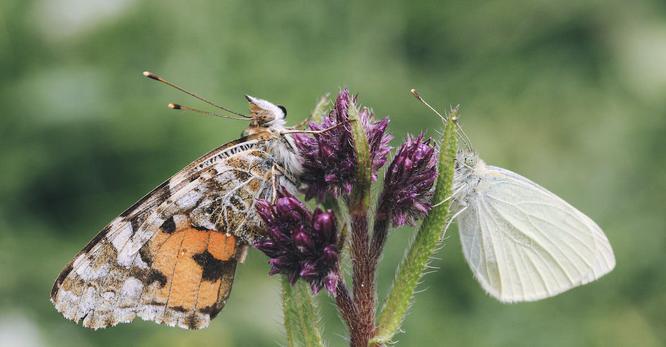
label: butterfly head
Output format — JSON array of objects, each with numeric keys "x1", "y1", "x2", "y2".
[
  {"x1": 245, "y1": 95, "x2": 287, "y2": 129},
  {"x1": 452, "y1": 149, "x2": 484, "y2": 204}
]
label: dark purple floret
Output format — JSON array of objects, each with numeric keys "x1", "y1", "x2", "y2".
[
  {"x1": 294, "y1": 89, "x2": 392, "y2": 202},
  {"x1": 253, "y1": 191, "x2": 340, "y2": 295},
  {"x1": 360, "y1": 107, "x2": 392, "y2": 181},
  {"x1": 381, "y1": 133, "x2": 437, "y2": 227}
]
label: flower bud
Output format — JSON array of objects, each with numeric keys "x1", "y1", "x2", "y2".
[
  {"x1": 381, "y1": 133, "x2": 437, "y2": 227},
  {"x1": 253, "y1": 190, "x2": 341, "y2": 295}
]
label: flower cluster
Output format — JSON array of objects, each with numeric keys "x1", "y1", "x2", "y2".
[
  {"x1": 253, "y1": 191, "x2": 340, "y2": 294},
  {"x1": 295, "y1": 89, "x2": 392, "y2": 202},
  {"x1": 381, "y1": 133, "x2": 437, "y2": 226}
]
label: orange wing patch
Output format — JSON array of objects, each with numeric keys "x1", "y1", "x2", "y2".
[
  {"x1": 138, "y1": 215, "x2": 239, "y2": 328},
  {"x1": 51, "y1": 136, "x2": 274, "y2": 330}
]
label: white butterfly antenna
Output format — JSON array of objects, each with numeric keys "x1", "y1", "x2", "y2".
[
  {"x1": 143, "y1": 71, "x2": 250, "y2": 119},
  {"x1": 410, "y1": 88, "x2": 473, "y2": 150}
]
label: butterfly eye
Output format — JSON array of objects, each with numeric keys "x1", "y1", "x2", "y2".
[{"x1": 277, "y1": 105, "x2": 287, "y2": 119}]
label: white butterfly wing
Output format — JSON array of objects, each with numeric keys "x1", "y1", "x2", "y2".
[{"x1": 457, "y1": 165, "x2": 615, "y2": 303}]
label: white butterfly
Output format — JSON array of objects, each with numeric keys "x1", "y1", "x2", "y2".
[
  {"x1": 451, "y1": 137, "x2": 615, "y2": 303},
  {"x1": 409, "y1": 90, "x2": 615, "y2": 303},
  {"x1": 412, "y1": 89, "x2": 615, "y2": 302}
]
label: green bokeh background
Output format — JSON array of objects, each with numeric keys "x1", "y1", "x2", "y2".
[{"x1": 1, "y1": 1, "x2": 664, "y2": 346}]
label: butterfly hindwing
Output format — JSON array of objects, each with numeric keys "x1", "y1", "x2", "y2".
[{"x1": 51, "y1": 134, "x2": 275, "y2": 329}]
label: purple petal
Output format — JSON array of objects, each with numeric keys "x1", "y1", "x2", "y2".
[
  {"x1": 322, "y1": 245, "x2": 338, "y2": 264},
  {"x1": 299, "y1": 261, "x2": 318, "y2": 278},
  {"x1": 313, "y1": 210, "x2": 336, "y2": 240},
  {"x1": 324, "y1": 272, "x2": 339, "y2": 295},
  {"x1": 309, "y1": 281, "x2": 322, "y2": 294},
  {"x1": 293, "y1": 227, "x2": 315, "y2": 254}
]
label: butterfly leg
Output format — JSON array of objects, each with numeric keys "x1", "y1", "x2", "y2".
[
  {"x1": 237, "y1": 244, "x2": 250, "y2": 263},
  {"x1": 272, "y1": 164, "x2": 299, "y2": 192},
  {"x1": 442, "y1": 205, "x2": 468, "y2": 237},
  {"x1": 432, "y1": 184, "x2": 468, "y2": 207},
  {"x1": 271, "y1": 164, "x2": 278, "y2": 202},
  {"x1": 281, "y1": 120, "x2": 356, "y2": 136}
]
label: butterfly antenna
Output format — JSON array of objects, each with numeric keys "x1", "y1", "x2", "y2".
[
  {"x1": 143, "y1": 71, "x2": 249, "y2": 119},
  {"x1": 168, "y1": 103, "x2": 248, "y2": 121},
  {"x1": 447, "y1": 104, "x2": 473, "y2": 149},
  {"x1": 410, "y1": 88, "x2": 473, "y2": 149},
  {"x1": 410, "y1": 89, "x2": 446, "y2": 122}
]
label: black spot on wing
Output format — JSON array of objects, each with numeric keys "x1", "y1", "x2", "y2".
[
  {"x1": 184, "y1": 313, "x2": 201, "y2": 329},
  {"x1": 129, "y1": 267, "x2": 167, "y2": 287},
  {"x1": 192, "y1": 224, "x2": 209, "y2": 231},
  {"x1": 192, "y1": 250, "x2": 233, "y2": 282},
  {"x1": 160, "y1": 216, "x2": 176, "y2": 233},
  {"x1": 171, "y1": 305, "x2": 188, "y2": 312},
  {"x1": 199, "y1": 302, "x2": 226, "y2": 319},
  {"x1": 130, "y1": 218, "x2": 142, "y2": 236},
  {"x1": 146, "y1": 269, "x2": 167, "y2": 287},
  {"x1": 139, "y1": 246, "x2": 153, "y2": 266}
]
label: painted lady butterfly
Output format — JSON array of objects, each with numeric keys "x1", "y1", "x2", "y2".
[{"x1": 50, "y1": 72, "x2": 307, "y2": 330}]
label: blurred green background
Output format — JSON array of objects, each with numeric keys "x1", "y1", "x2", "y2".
[{"x1": 1, "y1": 0, "x2": 664, "y2": 346}]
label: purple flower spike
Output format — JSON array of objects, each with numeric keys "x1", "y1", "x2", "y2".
[
  {"x1": 295, "y1": 89, "x2": 392, "y2": 202},
  {"x1": 382, "y1": 133, "x2": 437, "y2": 227},
  {"x1": 253, "y1": 190, "x2": 340, "y2": 295},
  {"x1": 359, "y1": 107, "x2": 392, "y2": 181}
]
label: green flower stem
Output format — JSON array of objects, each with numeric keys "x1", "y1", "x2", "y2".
[
  {"x1": 347, "y1": 100, "x2": 376, "y2": 347},
  {"x1": 372, "y1": 107, "x2": 459, "y2": 345},
  {"x1": 348, "y1": 99, "x2": 372, "y2": 211},
  {"x1": 310, "y1": 95, "x2": 330, "y2": 122},
  {"x1": 281, "y1": 276, "x2": 325, "y2": 347}
]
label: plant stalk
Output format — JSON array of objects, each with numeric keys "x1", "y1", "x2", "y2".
[
  {"x1": 281, "y1": 276, "x2": 326, "y2": 347},
  {"x1": 372, "y1": 107, "x2": 459, "y2": 345},
  {"x1": 369, "y1": 199, "x2": 391, "y2": 263},
  {"x1": 347, "y1": 99, "x2": 376, "y2": 347}
]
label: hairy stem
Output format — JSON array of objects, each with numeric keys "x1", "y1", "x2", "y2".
[
  {"x1": 369, "y1": 199, "x2": 391, "y2": 263},
  {"x1": 335, "y1": 280, "x2": 357, "y2": 332},
  {"x1": 347, "y1": 99, "x2": 376, "y2": 347},
  {"x1": 372, "y1": 107, "x2": 459, "y2": 345},
  {"x1": 350, "y1": 213, "x2": 375, "y2": 347},
  {"x1": 281, "y1": 277, "x2": 326, "y2": 347}
]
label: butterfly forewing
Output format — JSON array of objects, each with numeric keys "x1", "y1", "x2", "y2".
[
  {"x1": 51, "y1": 133, "x2": 275, "y2": 329},
  {"x1": 458, "y1": 165, "x2": 615, "y2": 303}
]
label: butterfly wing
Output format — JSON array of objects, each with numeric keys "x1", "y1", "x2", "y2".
[
  {"x1": 457, "y1": 165, "x2": 615, "y2": 303},
  {"x1": 51, "y1": 135, "x2": 274, "y2": 329}
]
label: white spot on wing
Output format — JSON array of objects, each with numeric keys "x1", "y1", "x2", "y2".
[
  {"x1": 176, "y1": 189, "x2": 203, "y2": 210},
  {"x1": 75, "y1": 260, "x2": 109, "y2": 281},
  {"x1": 72, "y1": 253, "x2": 87, "y2": 268},
  {"x1": 76, "y1": 286, "x2": 96, "y2": 321},
  {"x1": 111, "y1": 221, "x2": 132, "y2": 252},
  {"x1": 120, "y1": 277, "x2": 143, "y2": 302}
]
